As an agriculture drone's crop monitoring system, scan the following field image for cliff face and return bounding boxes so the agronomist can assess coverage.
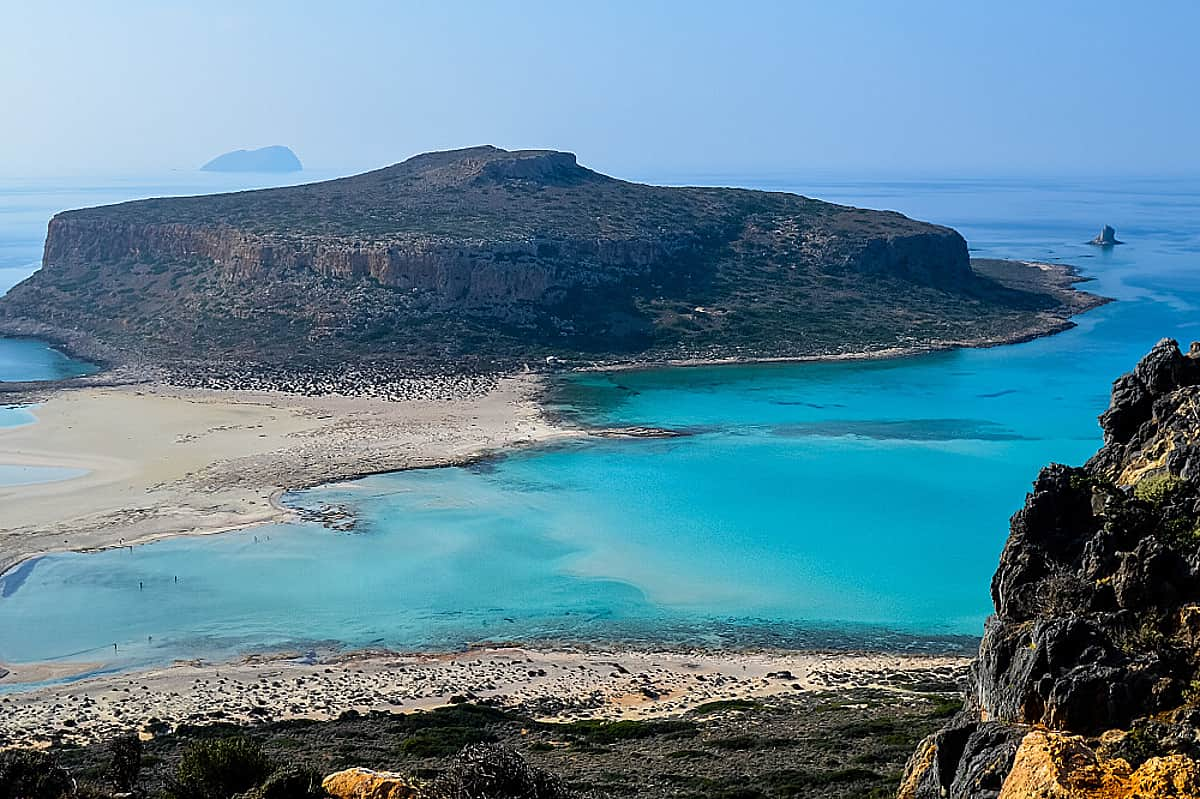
[0,146,1097,371]
[902,339,1200,798]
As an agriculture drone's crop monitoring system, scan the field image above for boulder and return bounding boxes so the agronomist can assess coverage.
[321,768,422,799]
[996,730,1200,798]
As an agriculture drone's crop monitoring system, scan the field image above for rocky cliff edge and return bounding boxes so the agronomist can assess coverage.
[901,338,1200,798]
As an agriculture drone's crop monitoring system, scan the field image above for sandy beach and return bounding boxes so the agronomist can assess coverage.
[0,646,970,747]
[0,374,574,577]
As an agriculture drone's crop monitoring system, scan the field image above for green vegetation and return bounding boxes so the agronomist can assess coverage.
[0,750,74,799]
[164,737,271,799]
[691,699,760,715]
[544,718,696,745]
[0,146,1104,372]
[1134,472,1184,505]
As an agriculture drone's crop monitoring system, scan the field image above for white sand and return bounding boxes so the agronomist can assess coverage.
[0,375,574,576]
[0,646,970,746]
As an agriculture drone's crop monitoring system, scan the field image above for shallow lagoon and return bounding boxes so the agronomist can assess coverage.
[1,173,1198,676]
[0,337,94,385]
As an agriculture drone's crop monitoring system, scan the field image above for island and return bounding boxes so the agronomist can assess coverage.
[200,145,302,173]
[0,146,1104,382]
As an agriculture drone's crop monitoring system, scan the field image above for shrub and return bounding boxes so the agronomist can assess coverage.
[430,744,570,799]
[105,734,142,792]
[243,767,326,799]
[0,750,74,799]
[165,737,271,799]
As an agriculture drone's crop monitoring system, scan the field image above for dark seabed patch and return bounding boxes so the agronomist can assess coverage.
[768,418,1032,442]
[0,557,42,598]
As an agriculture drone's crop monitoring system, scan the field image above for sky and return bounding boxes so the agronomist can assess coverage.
[2,0,1198,177]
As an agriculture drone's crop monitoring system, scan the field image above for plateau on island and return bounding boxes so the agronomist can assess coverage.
[0,146,1104,382]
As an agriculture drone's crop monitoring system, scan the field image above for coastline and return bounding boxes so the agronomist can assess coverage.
[569,260,1111,374]
[0,644,971,747]
[0,255,1112,578]
[0,373,578,579]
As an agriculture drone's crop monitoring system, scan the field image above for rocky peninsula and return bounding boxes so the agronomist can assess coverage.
[901,339,1200,797]
[0,146,1105,379]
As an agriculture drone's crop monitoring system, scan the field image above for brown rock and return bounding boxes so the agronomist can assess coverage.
[1130,755,1200,797]
[997,730,1200,798]
[321,767,423,799]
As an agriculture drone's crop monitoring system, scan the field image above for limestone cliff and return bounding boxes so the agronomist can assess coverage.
[0,146,1102,373]
[901,339,1200,798]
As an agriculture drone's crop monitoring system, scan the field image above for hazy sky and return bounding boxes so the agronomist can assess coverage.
[3,1,1198,177]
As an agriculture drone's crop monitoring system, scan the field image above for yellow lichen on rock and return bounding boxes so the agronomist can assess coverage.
[1131,755,1200,797]
[997,730,1200,798]
[896,736,938,799]
[321,767,423,799]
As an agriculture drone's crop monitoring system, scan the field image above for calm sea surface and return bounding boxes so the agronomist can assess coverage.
[1,171,1198,679]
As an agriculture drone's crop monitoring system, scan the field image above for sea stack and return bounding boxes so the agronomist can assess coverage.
[1089,224,1123,246]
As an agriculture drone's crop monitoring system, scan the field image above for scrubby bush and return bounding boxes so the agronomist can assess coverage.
[431,744,570,799]
[164,737,271,799]
[0,750,74,799]
[104,734,142,793]
[240,766,326,799]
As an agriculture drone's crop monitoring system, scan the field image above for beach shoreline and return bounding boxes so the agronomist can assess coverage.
[0,644,971,748]
[0,373,578,579]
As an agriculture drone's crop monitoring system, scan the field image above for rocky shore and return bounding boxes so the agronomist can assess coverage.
[901,339,1200,797]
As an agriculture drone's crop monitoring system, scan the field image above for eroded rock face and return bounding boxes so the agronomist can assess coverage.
[902,340,1200,797]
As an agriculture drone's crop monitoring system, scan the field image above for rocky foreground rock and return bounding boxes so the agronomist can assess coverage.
[0,146,1102,374]
[901,338,1200,797]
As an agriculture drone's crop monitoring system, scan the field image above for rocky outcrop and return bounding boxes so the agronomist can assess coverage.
[901,339,1200,797]
[1090,225,1123,246]
[322,767,421,799]
[996,730,1200,798]
[0,146,1104,372]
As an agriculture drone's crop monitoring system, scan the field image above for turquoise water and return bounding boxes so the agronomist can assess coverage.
[0,464,87,487]
[0,337,95,384]
[0,338,96,428]
[1,173,1198,677]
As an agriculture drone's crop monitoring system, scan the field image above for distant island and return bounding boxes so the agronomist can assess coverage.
[201,145,302,173]
[0,146,1106,379]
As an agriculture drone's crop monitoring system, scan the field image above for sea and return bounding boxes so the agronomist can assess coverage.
[1,169,1198,682]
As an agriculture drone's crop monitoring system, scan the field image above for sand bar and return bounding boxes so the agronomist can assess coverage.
[0,375,575,576]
